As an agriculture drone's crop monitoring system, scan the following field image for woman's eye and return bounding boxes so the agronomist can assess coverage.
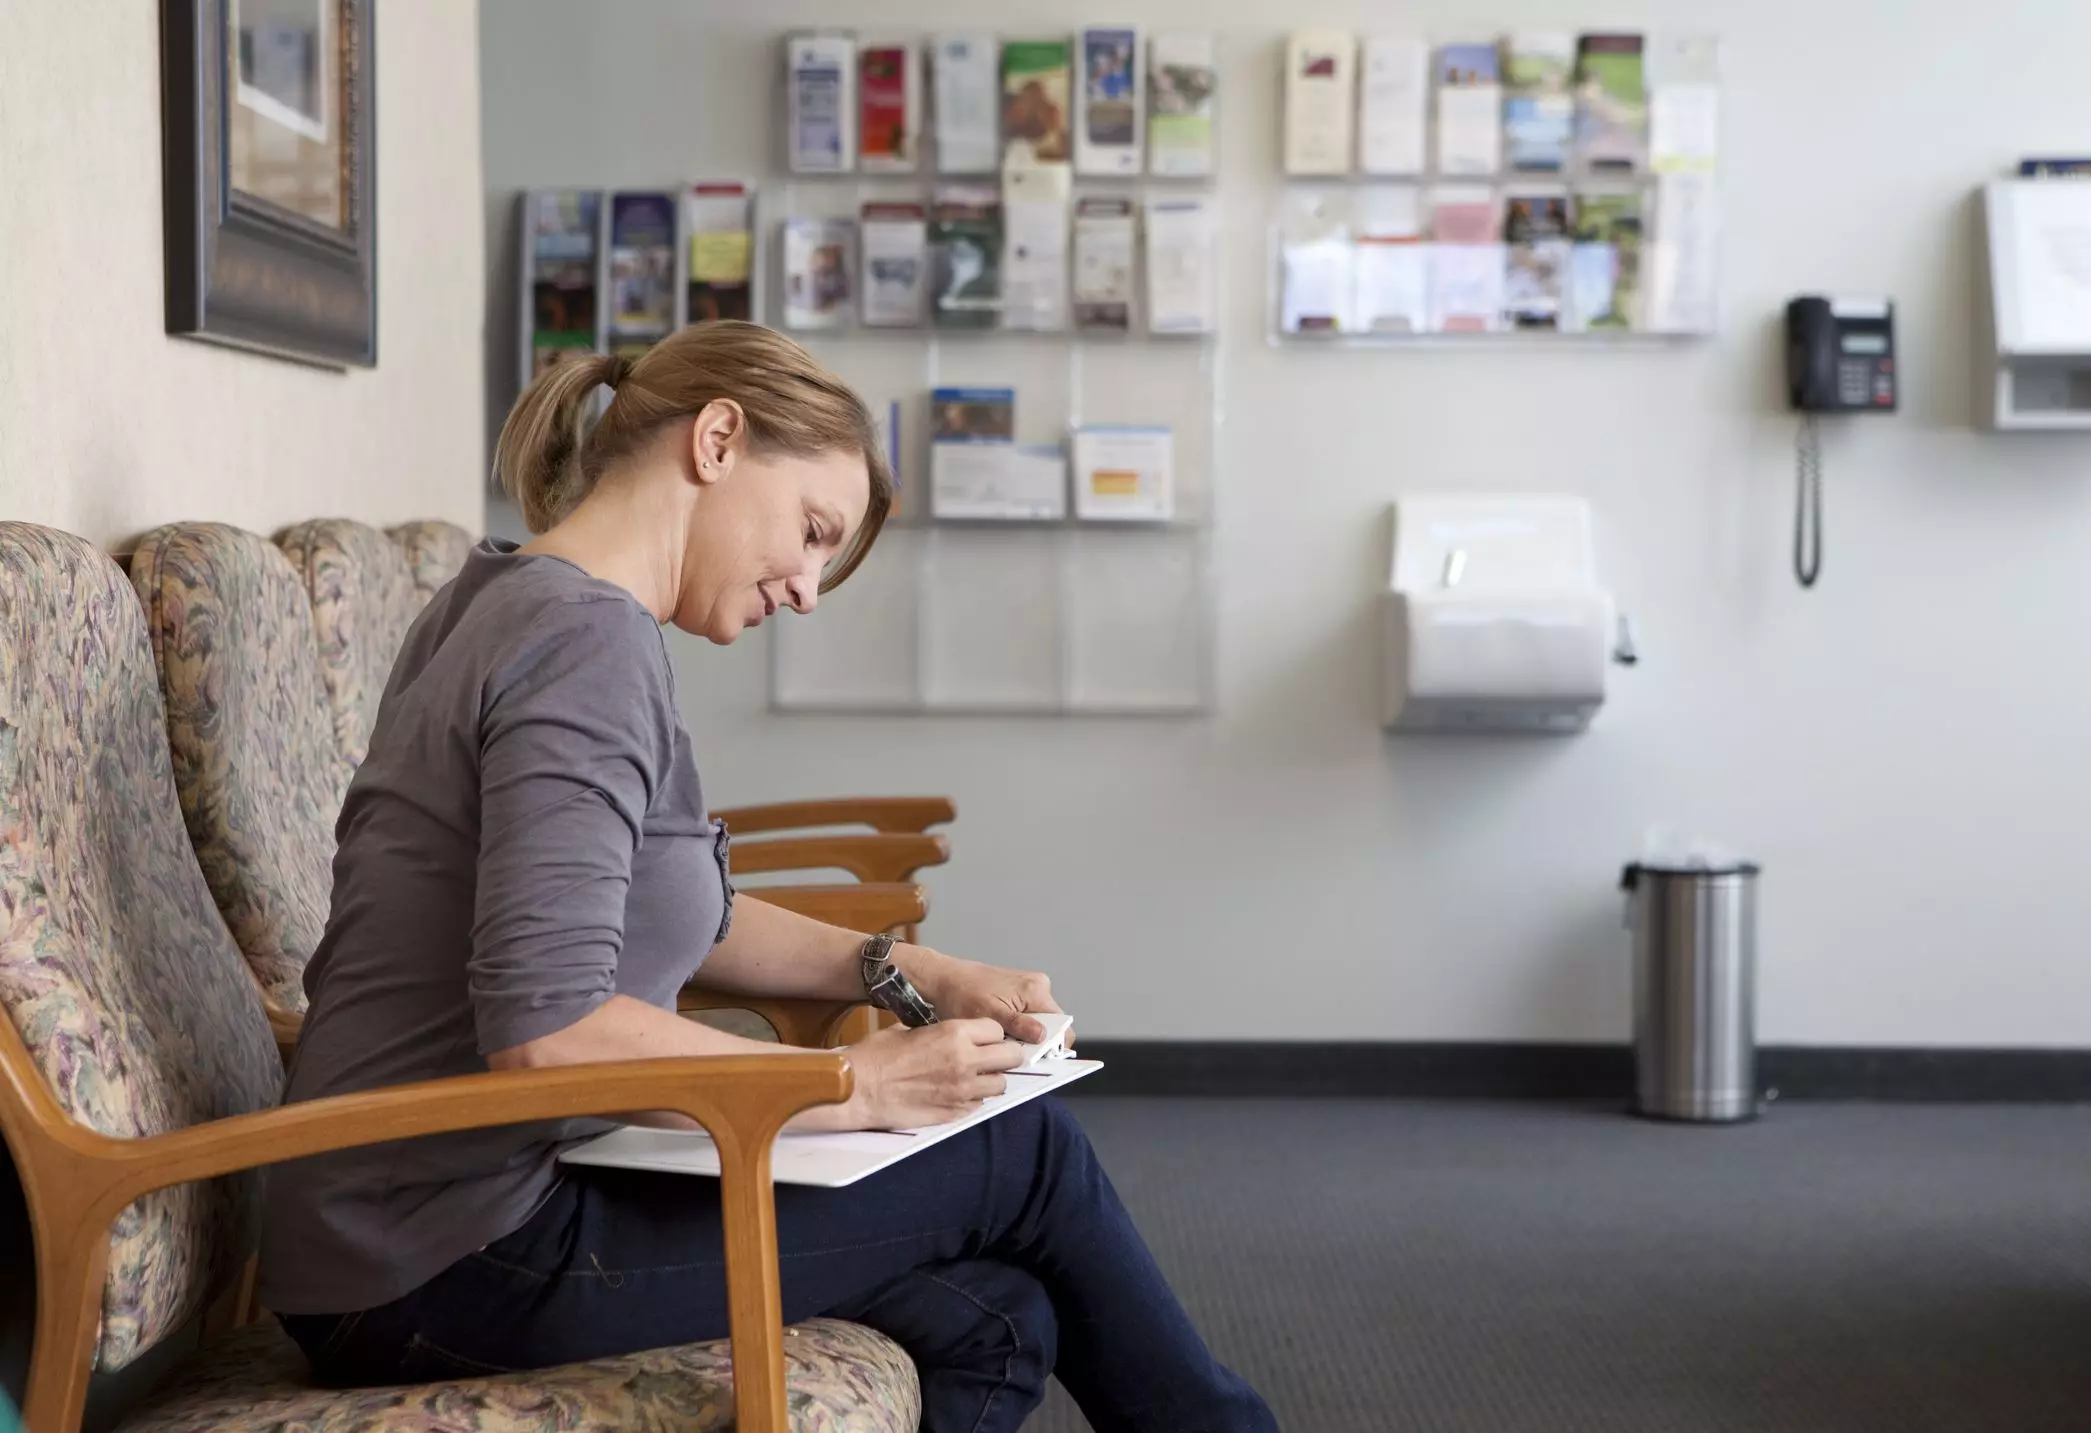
[805,523,821,548]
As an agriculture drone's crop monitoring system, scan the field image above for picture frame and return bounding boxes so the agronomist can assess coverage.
[161,0,377,368]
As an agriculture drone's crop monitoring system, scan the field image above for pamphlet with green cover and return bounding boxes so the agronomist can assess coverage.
[1002,39,1072,167]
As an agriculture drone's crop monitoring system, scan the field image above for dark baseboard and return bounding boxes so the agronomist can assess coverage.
[1065,1041,2091,1103]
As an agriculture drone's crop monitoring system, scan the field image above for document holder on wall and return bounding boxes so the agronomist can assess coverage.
[765,177,1221,717]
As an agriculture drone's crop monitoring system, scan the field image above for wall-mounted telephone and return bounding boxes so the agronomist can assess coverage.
[1782,296,1898,588]
[1786,297,1898,413]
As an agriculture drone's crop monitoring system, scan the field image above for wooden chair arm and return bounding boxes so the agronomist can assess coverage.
[677,990,866,1048]
[740,885,927,934]
[714,797,956,837]
[9,1050,848,1433]
[730,833,950,884]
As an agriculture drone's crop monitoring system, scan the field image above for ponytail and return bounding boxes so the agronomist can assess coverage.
[493,352,625,533]
[489,322,892,591]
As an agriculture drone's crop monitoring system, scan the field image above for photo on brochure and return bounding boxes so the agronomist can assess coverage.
[931,387,1016,443]
[1503,193,1571,328]
[1504,35,1574,172]
[1570,190,1643,329]
[530,190,599,376]
[1002,39,1072,166]
[1575,34,1648,173]
[1083,28,1138,146]
[930,187,1003,329]
[608,192,674,343]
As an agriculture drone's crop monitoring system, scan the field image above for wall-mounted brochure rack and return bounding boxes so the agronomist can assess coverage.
[1269,31,1719,345]
[765,180,1222,717]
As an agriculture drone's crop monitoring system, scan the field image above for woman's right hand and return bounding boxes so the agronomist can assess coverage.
[835,1019,1022,1131]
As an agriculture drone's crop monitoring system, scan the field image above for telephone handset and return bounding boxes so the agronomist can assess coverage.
[1782,296,1898,588]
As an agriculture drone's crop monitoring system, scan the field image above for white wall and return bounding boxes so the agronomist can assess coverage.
[483,0,2091,1047]
[0,0,486,549]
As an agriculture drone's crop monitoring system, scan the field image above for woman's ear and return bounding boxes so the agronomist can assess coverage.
[689,399,746,484]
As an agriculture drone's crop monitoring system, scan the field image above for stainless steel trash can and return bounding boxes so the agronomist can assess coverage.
[1620,859,1760,1122]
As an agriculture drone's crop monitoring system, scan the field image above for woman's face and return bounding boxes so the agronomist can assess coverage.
[673,417,870,645]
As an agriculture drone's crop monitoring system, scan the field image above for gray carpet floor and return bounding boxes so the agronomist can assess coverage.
[1022,1098,2091,1433]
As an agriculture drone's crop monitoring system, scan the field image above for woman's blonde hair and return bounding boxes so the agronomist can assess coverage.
[493,320,892,593]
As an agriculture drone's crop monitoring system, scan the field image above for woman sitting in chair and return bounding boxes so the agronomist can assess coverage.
[260,320,1276,1433]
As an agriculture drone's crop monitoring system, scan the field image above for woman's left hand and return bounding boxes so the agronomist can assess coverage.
[902,948,1063,1044]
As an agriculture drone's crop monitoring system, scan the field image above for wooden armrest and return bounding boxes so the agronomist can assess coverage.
[730,833,950,884]
[714,797,956,837]
[741,884,927,934]
[677,990,865,1049]
[8,1048,847,1433]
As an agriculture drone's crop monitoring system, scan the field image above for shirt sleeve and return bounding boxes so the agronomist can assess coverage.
[469,595,677,1056]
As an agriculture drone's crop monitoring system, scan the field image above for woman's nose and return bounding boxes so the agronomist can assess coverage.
[784,571,819,614]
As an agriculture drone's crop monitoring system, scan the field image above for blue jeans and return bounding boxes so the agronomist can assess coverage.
[282,1098,1276,1433]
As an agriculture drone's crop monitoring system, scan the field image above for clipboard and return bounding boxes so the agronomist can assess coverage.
[559,1059,1103,1188]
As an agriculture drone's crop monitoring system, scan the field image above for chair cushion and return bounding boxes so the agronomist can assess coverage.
[277,519,422,767]
[0,523,282,1369]
[130,523,350,1014]
[385,520,476,606]
[118,1317,919,1432]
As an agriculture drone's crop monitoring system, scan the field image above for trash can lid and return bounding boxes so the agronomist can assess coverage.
[1620,859,1761,888]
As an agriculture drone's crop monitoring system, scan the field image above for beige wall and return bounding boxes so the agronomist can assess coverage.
[488,2,2091,1047]
[0,0,485,550]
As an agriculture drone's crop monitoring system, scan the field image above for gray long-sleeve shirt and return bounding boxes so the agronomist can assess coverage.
[259,541,732,1315]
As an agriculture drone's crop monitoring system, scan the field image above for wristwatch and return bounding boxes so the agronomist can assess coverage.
[859,933,939,1028]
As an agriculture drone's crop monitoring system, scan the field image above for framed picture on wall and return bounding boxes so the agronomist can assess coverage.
[161,0,377,368]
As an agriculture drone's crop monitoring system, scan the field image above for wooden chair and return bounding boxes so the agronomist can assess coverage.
[715,797,956,838]
[0,521,916,1432]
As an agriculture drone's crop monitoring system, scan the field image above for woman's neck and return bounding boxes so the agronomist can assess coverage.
[521,473,689,623]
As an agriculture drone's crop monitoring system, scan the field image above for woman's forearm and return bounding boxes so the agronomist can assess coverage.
[695,893,878,1000]
[484,993,860,1131]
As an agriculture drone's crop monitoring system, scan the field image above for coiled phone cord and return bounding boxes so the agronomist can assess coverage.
[1794,413,1822,589]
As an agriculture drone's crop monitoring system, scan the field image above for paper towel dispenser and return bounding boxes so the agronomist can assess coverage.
[1383,495,1615,734]
[1977,179,2091,431]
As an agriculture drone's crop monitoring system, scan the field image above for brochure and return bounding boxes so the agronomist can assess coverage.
[858,39,918,174]
[1357,34,1428,177]
[1503,192,1571,328]
[860,201,928,327]
[1434,41,1502,176]
[1569,189,1643,330]
[1352,187,1427,334]
[930,387,1065,520]
[932,34,1000,174]
[1076,27,1143,176]
[683,182,752,325]
[1505,34,1575,173]
[1073,425,1174,522]
[1576,34,1648,174]
[528,189,600,378]
[780,216,854,331]
[1281,234,1352,334]
[1426,186,1502,333]
[1003,38,1073,168]
[608,191,675,354]
[1072,196,1136,332]
[786,33,855,174]
[930,184,1002,329]
[1284,30,1356,176]
[1001,164,1070,331]
[1147,32,1217,178]
[1145,195,1217,334]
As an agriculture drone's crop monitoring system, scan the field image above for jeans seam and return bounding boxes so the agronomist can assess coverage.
[471,1227,973,1282]
[317,1309,366,1363]
[918,1269,1022,1433]
[407,1332,518,1377]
